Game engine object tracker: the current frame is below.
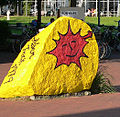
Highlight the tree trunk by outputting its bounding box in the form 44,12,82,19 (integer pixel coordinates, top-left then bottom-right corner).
0,6,1,16
37,0,41,29
70,0,76,7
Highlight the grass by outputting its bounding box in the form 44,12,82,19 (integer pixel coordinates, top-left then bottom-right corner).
0,15,119,35
0,16,57,25
90,69,116,94
0,16,57,34
85,16,120,26
0,16,119,35
0,16,119,26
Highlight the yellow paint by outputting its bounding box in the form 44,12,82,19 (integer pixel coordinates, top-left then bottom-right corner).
0,16,99,98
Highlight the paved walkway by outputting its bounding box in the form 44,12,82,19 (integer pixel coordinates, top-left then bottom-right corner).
0,51,120,117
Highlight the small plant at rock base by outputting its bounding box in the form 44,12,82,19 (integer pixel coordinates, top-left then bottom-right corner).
90,71,116,94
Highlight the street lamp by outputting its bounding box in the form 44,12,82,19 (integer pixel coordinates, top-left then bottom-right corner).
37,0,41,29
98,0,100,26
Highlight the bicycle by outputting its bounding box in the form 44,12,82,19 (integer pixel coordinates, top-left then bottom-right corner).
112,21,120,51
90,25,107,60
112,30,120,51
100,26,113,59
11,34,23,54
12,24,38,54
91,25,113,60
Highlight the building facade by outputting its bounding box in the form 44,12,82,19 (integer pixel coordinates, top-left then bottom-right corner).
42,0,120,16
1,0,119,16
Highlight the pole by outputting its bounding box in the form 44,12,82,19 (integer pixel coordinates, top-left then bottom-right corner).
96,0,97,17
17,1,19,16
37,0,41,29
34,0,37,16
26,0,28,16
85,0,86,15
117,0,119,17
44,0,47,17
21,1,22,15
107,0,109,17
98,0,100,26
70,0,76,7
113,0,115,16
0,6,1,16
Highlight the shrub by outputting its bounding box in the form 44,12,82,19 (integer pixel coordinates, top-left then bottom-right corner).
0,20,11,45
90,71,116,94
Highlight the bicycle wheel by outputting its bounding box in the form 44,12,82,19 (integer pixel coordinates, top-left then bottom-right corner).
12,39,21,54
98,41,106,60
22,26,38,40
113,36,120,51
20,39,29,51
104,43,111,59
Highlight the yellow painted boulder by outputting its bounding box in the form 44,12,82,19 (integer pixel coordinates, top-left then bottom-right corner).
0,16,99,98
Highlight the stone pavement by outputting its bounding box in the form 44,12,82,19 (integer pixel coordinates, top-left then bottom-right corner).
0,51,120,117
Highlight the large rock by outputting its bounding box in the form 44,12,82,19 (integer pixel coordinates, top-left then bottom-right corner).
0,16,99,98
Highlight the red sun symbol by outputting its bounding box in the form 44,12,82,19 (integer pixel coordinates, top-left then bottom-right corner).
47,22,92,69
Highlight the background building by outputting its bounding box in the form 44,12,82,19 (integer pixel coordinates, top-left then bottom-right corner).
0,0,120,17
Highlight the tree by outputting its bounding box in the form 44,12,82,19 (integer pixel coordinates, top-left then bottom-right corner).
0,0,14,16
23,0,31,16
0,0,17,6
0,1,7,6
70,0,76,7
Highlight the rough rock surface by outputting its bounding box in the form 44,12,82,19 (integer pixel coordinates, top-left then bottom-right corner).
0,16,99,98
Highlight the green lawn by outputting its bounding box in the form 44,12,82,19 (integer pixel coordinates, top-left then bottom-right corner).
0,16,120,26
0,16,119,35
0,16,57,34
85,16,120,26
0,16,57,26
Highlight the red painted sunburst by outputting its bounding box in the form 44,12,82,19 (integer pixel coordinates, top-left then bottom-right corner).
47,22,92,69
